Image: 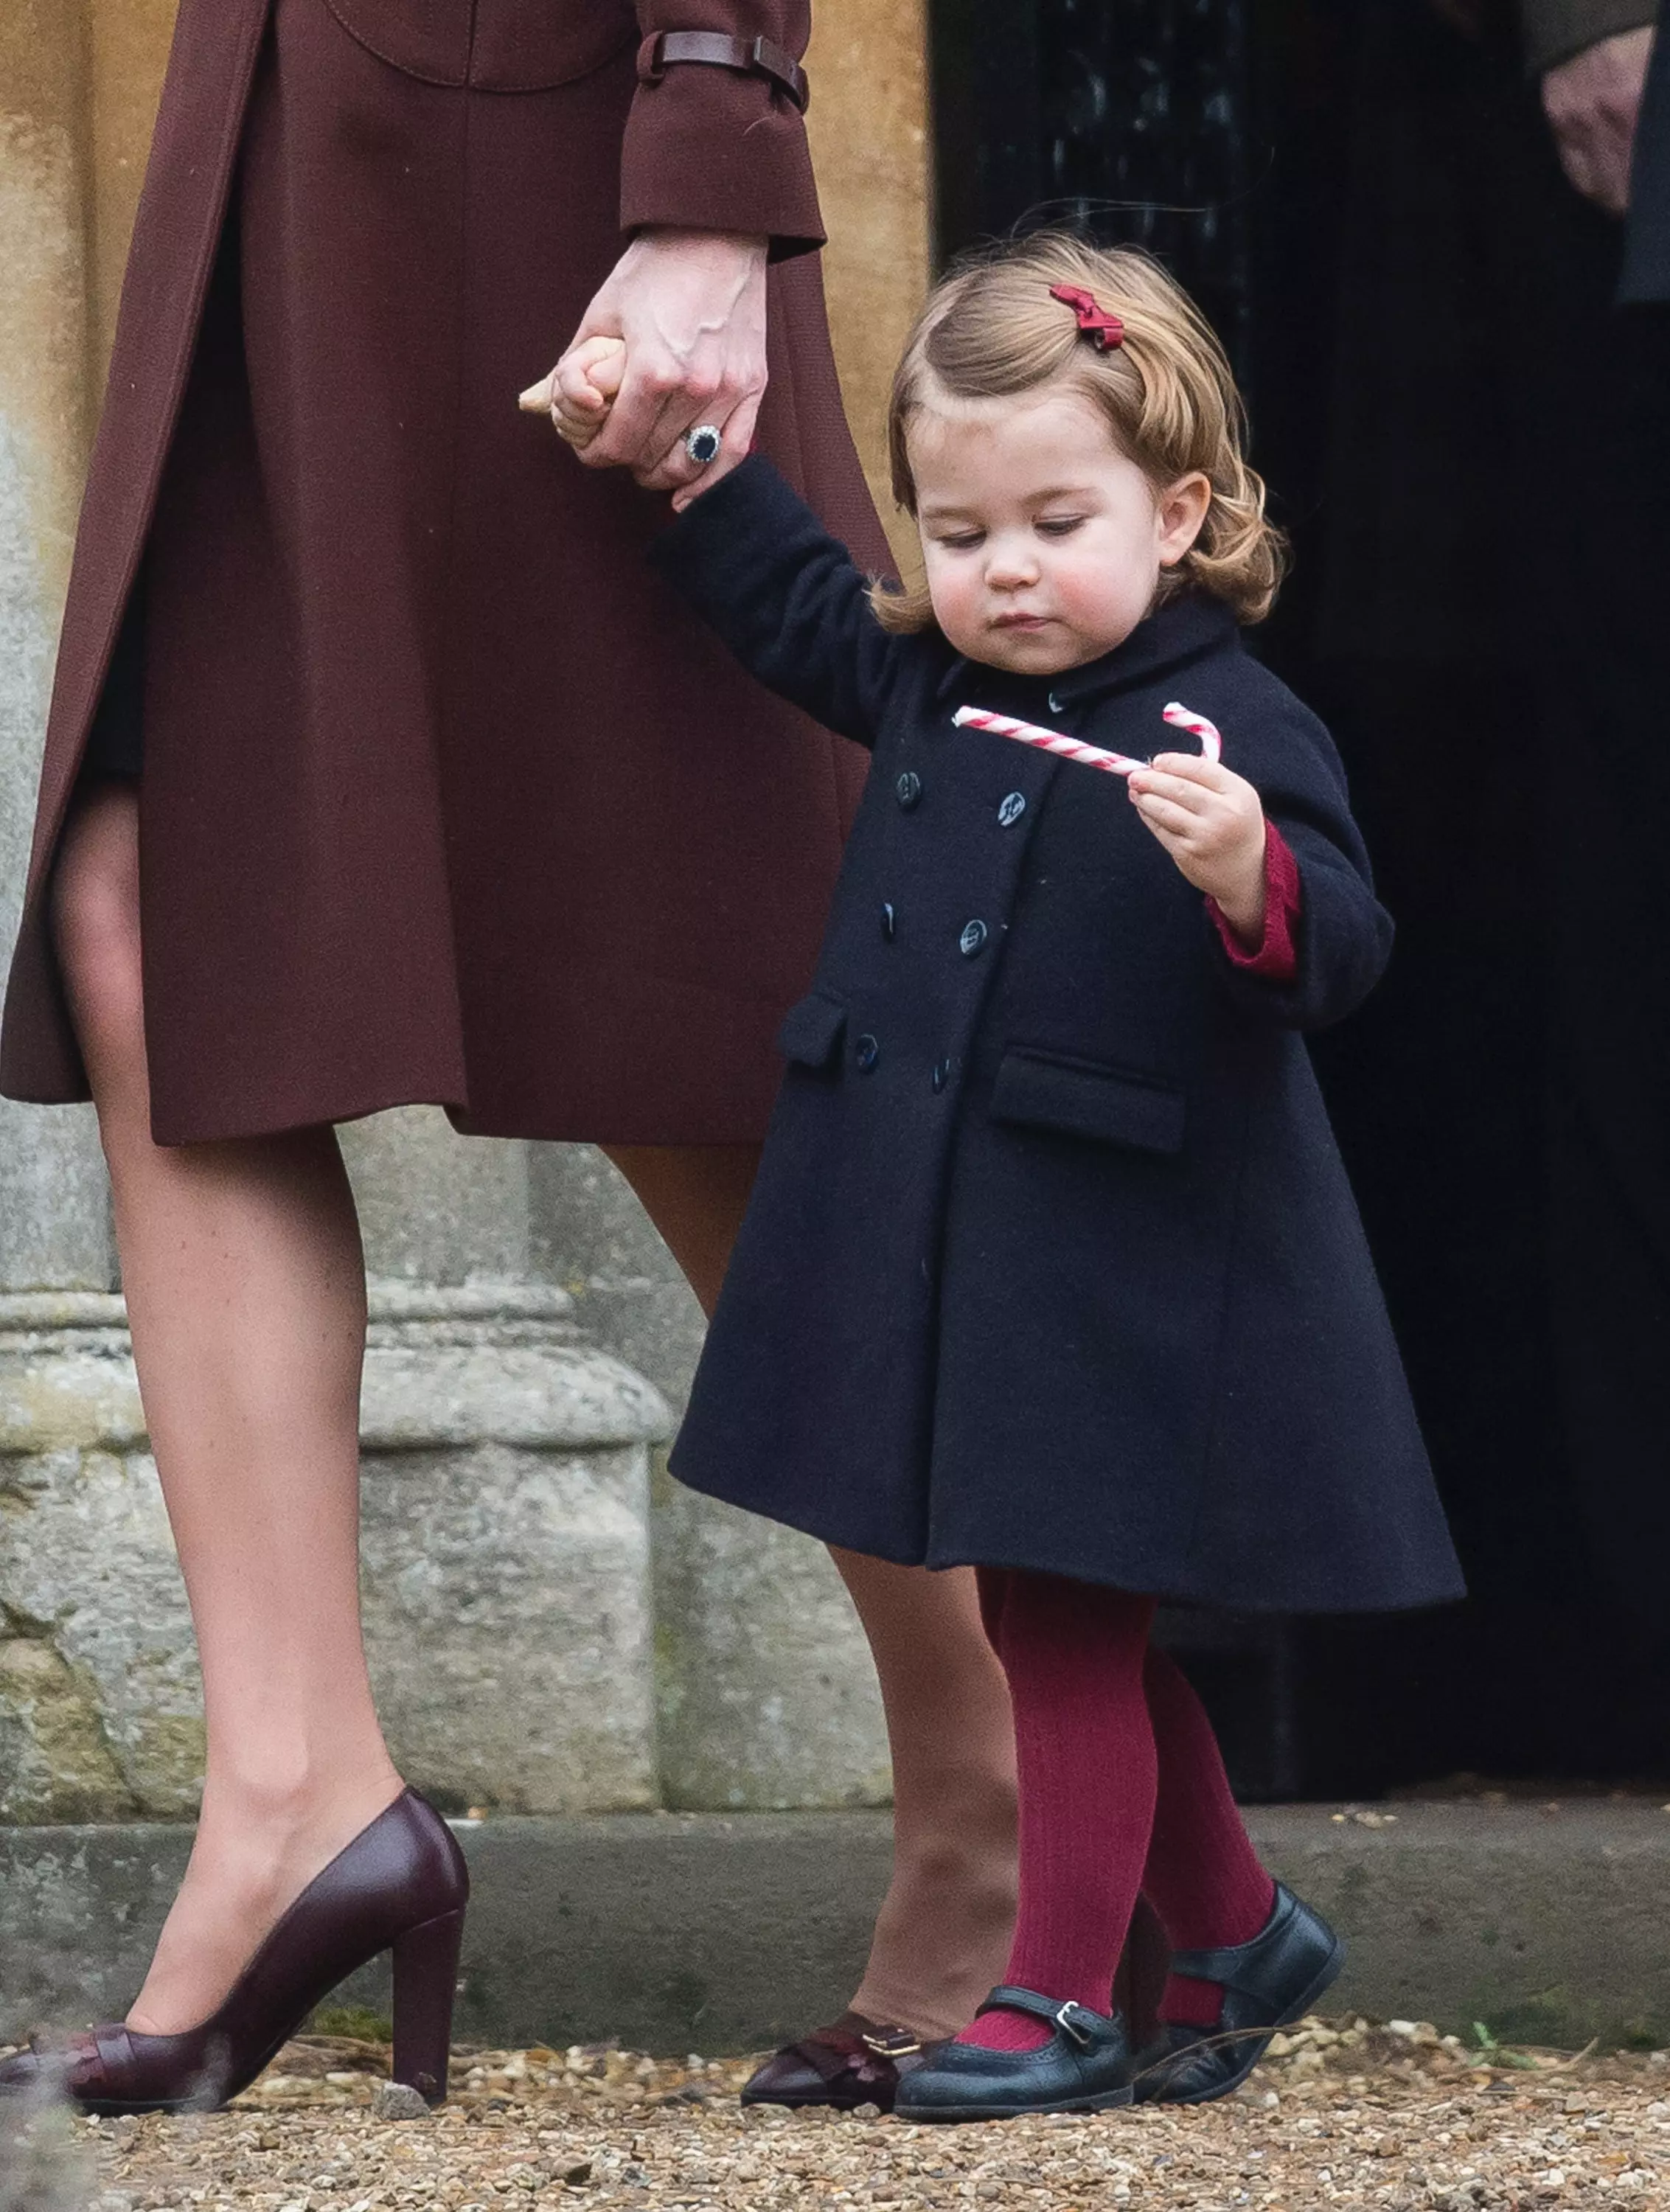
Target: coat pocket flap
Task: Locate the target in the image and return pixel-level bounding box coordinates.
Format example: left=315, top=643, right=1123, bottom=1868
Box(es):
left=321, top=0, right=637, bottom=90
left=991, top=1050, right=1186, bottom=1153
left=470, top=0, right=637, bottom=91
left=776, top=992, right=848, bottom=1068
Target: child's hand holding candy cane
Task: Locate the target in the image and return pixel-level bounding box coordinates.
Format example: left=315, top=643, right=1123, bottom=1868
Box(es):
left=1126, top=753, right=1271, bottom=947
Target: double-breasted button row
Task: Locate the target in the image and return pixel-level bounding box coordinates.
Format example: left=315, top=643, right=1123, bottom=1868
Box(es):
left=877, top=905, right=989, bottom=959
left=894, top=773, right=1023, bottom=824
left=852, top=1032, right=952, bottom=1093
left=872, top=759, right=1014, bottom=1092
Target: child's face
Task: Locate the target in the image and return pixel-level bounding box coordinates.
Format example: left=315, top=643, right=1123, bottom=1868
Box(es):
left=909, top=383, right=1210, bottom=677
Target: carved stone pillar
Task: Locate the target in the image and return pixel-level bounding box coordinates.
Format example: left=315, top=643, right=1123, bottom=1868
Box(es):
left=0, top=1270, right=670, bottom=1822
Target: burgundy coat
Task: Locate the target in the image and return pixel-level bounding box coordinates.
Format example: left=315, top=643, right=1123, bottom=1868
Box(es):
left=0, top=0, right=884, bottom=1145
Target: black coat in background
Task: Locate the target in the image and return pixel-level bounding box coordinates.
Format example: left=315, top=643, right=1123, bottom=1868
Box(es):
left=1623, top=24, right=1670, bottom=303
left=651, top=459, right=1463, bottom=1614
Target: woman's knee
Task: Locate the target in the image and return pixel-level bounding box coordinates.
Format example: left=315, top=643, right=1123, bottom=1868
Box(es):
left=51, top=787, right=147, bottom=1089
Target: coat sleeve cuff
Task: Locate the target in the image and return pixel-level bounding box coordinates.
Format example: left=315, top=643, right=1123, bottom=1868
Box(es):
left=620, top=57, right=825, bottom=257
left=650, top=451, right=798, bottom=577
left=1207, top=823, right=1303, bottom=983
left=1521, top=0, right=1657, bottom=74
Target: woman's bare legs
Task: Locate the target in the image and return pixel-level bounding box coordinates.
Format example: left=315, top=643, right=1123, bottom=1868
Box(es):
left=603, top=1144, right=1020, bottom=2041
left=54, top=785, right=403, bottom=2036
left=824, top=1545, right=1020, bottom=2039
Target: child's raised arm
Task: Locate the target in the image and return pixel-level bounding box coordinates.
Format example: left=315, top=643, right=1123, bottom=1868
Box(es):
left=647, top=455, right=904, bottom=752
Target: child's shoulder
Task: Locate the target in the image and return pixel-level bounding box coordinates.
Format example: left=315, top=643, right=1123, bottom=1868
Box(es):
left=1170, top=624, right=1323, bottom=729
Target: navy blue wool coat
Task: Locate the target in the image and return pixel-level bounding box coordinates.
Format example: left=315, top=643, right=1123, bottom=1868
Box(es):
left=652, top=458, right=1463, bottom=1613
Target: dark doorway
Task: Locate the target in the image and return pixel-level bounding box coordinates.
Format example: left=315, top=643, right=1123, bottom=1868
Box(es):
left=928, top=0, right=1670, bottom=1799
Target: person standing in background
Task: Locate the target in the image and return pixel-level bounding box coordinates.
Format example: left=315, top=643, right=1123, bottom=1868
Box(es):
left=1530, top=0, right=1670, bottom=1649
left=1301, top=0, right=1666, bottom=1784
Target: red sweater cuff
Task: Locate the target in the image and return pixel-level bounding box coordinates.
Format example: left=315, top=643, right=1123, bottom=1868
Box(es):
left=1208, top=824, right=1302, bottom=982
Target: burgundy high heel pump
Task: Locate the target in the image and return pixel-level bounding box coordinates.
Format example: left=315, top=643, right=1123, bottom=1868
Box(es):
left=0, top=1789, right=468, bottom=2115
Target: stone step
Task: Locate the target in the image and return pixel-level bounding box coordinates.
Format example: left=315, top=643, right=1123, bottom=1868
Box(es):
left=5, top=1801, right=1670, bottom=2057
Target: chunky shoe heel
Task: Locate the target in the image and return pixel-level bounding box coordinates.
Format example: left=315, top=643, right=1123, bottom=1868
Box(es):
left=392, top=1907, right=465, bottom=2105
left=0, top=1789, right=470, bottom=2116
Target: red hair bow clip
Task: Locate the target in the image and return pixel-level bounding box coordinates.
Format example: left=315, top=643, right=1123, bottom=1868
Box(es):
left=1050, top=283, right=1125, bottom=351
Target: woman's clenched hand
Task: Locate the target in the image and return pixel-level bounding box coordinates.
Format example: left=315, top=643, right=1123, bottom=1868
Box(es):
left=521, top=228, right=768, bottom=501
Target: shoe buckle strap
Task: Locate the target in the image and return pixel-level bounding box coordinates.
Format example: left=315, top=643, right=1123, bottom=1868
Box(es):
left=979, top=1983, right=1116, bottom=2048
left=91, top=2025, right=133, bottom=2089
left=859, top=2027, right=922, bottom=2058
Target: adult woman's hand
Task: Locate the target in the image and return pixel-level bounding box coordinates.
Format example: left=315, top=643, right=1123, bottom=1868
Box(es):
left=532, top=226, right=768, bottom=495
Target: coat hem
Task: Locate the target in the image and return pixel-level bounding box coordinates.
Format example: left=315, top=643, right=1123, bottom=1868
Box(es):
left=131, top=1083, right=779, bottom=1148
left=918, top=1546, right=1469, bottom=1617
left=667, top=1463, right=1467, bottom=1616
left=0, top=1077, right=779, bottom=1150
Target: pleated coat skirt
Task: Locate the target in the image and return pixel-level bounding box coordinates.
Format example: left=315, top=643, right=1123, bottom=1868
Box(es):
left=0, top=0, right=884, bottom=1144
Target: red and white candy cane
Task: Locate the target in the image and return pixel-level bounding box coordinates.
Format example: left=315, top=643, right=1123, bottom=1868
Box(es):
left=1157, top=701, right=1222, bottom=762
left=951, top=699, right=1222, bottom=776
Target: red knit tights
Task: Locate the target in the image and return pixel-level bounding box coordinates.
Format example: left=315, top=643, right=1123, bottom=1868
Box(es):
left=959, top=1568, right=1276, bottom=2054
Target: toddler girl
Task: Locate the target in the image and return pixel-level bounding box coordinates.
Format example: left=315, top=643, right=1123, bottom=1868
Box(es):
left=552, top=234, right=1462, bottom=2120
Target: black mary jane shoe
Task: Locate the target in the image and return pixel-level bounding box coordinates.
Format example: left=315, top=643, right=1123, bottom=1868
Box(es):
left=893, top=1986, right=1135, bottom=2124
left=1130, top=1883, right=1344, bottom=2107
left=741, top=2014, right=942, bottom=2113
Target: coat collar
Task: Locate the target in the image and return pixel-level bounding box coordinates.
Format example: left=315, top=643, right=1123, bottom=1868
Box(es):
left=930, top=591, right=1241, bottom=714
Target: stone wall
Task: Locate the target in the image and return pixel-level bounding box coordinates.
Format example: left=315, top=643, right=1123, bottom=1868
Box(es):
left=0, top=1282, right=671, bottom=1823
left=0, top=0, right=930, bottom=1823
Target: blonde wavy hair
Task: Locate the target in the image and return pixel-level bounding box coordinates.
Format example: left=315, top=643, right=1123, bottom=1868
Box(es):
left=872, top=234, right=1285, bottom=633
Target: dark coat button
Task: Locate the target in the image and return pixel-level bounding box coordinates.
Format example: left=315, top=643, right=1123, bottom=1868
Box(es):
left=881, top=902, right=896, bottom=941
left=932, top=1059, right=950, bottom=1093
left=998, top=792, right=1026, bottom=828
left=959, top=919, right=989, bottom=958
left=855, top=1033, right=880, bottom=1072
left=1048, top=690, right=1064, bottom=713
left=896, top=771, right=922, bottom=810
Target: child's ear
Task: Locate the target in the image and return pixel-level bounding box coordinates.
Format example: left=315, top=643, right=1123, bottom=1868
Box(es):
left=1157, top=473, right=1212, bottom=567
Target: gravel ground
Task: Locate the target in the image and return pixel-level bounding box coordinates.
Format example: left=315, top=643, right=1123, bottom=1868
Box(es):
left=9, top=2020, right=1670, bottom=2211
